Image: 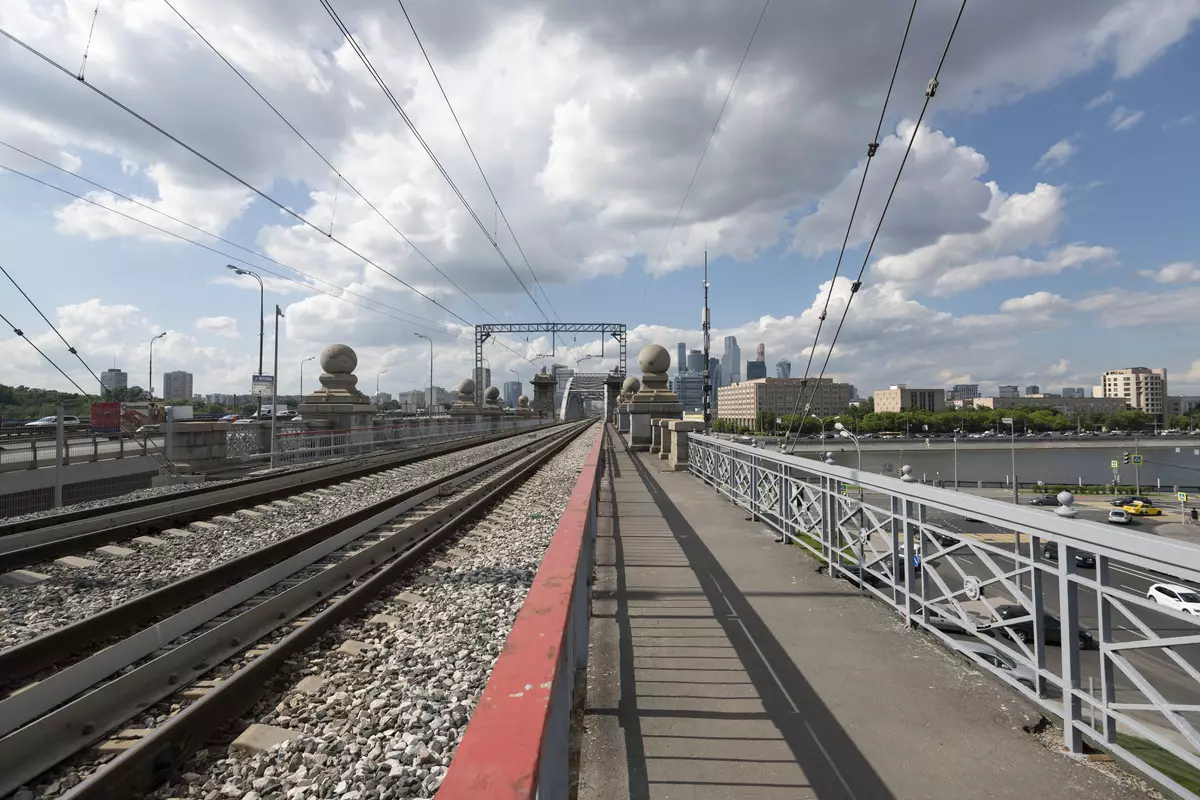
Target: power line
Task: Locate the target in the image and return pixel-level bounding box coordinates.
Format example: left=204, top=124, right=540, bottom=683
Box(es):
left=0, top=262, right=105, bottom=392
left=318, top=0, right=549, bottom=322
left=640, top=0, right=770, bottom=302
left=0, top=310, right=95, bottom=399
left=793, top=0, right=968, bottom=429
left=0, top=25, right=474, bottom=327
left=782, top=0, right=919, bottom=446
left=395, top=0, right=560, bottom=322
left=158, top=0, right=499, bottom=324
left=0, top=158, right=454, bottom=337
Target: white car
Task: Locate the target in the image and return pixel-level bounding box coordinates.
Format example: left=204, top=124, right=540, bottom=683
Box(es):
left=1147, top=583, right=1200, bottom=614
left=1107, top=509, right=1132, bottom=525
left=25, top=415, right=82, bottom=427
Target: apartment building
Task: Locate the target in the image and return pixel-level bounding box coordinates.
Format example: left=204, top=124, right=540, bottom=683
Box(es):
left=717, top=378, right=851, bottom=428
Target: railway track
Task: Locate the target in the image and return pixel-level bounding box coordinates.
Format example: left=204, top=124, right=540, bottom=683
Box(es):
left=0, top=420, right=595, bottom=799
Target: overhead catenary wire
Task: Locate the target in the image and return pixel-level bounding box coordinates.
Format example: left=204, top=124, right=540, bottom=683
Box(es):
left=781, top=0, right=919, bottom=447
left=640, top=0, right=770, bottom=302
left=0, top=262, right=105, bottom=392
left=318, top=0, right=550, bottom=322
left=793, top=0, right=968, bottom=432
left=0, top=25, right=474, bottom=328
left=395, top=0, right=560, bottom=322
left=0, top=310, right=95, bottom=399
left=158, top=0, right=499, bottom=325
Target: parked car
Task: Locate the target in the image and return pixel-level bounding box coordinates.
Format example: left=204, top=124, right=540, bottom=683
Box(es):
left=991, top=604, right=1096, bottom=648
left=921, top=604, right=994, bottom=637
left=25, top=415, right=82, bottom=427
left=134, top=424, right=161, bottom=435
left=218, top=414, right=241, bottom=423
left=957, top=640, right=1037, bottom=689
left=1041, top=542, right=1096, bottom=568
left=1111, top=495, right=1151, bottom=507
left=1147, top=583, right=1200, bottom=614
left=1107, top=509, right=1132, bottom=525
left=1028, top=494, right=1059, bottom=506
left=1123, top=501, right=1162, bottom=517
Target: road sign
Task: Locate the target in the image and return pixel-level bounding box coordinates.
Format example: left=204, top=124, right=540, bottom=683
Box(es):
left=1132, top=454, right=1143, bottom=465
left=1180, top=492, right=1189, bottom=503
left=1110, top=460, right=1118, bottom=469
left=251, top=374, right=274, bottom=397
left=1001, top=417, right=1013, bottom=425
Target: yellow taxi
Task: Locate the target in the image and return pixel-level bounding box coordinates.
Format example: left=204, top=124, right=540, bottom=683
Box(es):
left=1123, top=501, right=1162, bottom=516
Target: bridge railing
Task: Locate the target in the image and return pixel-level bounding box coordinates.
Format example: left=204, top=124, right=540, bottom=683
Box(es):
left=688, top=432, right=1200, bottom=797
left=438, top=425, right=605, bottom=799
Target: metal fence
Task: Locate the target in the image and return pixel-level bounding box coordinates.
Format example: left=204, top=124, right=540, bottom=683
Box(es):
left=688, top=432, right=1200, bottom=798
left=0, top=429, right=161, bottom=474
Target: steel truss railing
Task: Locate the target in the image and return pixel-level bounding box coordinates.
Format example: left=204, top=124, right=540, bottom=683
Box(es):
left=689, top=432, right=1200, bottom=798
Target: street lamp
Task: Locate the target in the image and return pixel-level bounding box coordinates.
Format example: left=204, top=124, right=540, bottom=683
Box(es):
left=376, top=368, right=388, bottom=404
left=414, top=333, right=433, bottom=416
left=148, top=331, right=166, bottom=398
left=299, top=355, right=316, bottom=398
left=1004, top=417, right=1018, bottom=504
left=225, top=265, right=266, bottom=377
left=952, top=428, right=961, bottom=491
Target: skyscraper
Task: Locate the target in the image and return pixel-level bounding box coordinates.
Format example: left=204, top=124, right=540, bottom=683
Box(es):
left=677, top=343, right=687, bottom=373
left=473, top=367, right=492, bottom=393
left=745, top=360, right=767, bottom=380
left=101, top=368, right=128, bottom=393
left=775, top=359, right=791, bottom=379
left=163, top=371, right=193, bottom=401
left=686, top=349, right=705, bottom=374
left=503, top=381, right=522, bottom=407
left=708, top=358, right=721, bottom=410
left=755, top=343, right=765, bottom=362
left=723, top=336, right=740, bottom=385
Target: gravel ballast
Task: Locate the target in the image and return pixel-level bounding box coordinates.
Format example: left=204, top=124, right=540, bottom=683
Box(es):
left=146, top=424, right=599, bottom=800
left=0, top=428, right=566, bottom=651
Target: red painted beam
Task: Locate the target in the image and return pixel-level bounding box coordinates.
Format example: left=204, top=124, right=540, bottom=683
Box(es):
left=438, top=429, right=604, bottom=799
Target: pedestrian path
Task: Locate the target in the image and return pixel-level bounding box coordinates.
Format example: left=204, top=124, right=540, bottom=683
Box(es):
left=576, top=426, right=1150, bottom=800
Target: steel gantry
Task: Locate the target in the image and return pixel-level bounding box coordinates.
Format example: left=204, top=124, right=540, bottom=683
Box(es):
left=473, top=322, right=627, bottom=407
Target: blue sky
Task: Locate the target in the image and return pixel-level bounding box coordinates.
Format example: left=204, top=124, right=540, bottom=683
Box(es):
left=1, top=0, right=1198, bottom=400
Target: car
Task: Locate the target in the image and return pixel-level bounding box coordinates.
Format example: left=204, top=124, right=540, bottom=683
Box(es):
left=1146, top=583, right=1200, bottom=614
left=957, top=641, right=1038, bottom=689
left=1107, top=509, right=1132, bottom=525
left=992, top=604, right=1096, bottom=649
left=921, top=604, right=994, bottom=637
left=1028, top=494, right=1059, bottom=506
left=134, top=424, right=161, bottom=435
left=25, top=415, right=82, bottom=427
left=218, top=414, right=241, bottom=423
left=1041, top=542, right=1096, bottom=568
left=1123, top=501, right=1162, bottom=517
left=1111, top=495, right=1151, bottom=507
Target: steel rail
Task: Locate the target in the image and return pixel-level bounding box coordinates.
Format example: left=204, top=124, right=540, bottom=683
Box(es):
left=0, top=425, right=564, bottom=687
left=0, top=422, right=564, bottom=569
left=55, top=420, right=593, bottom=799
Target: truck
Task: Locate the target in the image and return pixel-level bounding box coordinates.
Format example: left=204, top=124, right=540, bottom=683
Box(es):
left=90, top=402, right=164, bottom=439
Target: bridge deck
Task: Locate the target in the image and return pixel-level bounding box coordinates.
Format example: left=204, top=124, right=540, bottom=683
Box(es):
left=577, top=431, right=1147, bottom=800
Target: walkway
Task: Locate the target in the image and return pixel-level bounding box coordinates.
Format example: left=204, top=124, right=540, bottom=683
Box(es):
left=577, top=428, right=1149, bottom=800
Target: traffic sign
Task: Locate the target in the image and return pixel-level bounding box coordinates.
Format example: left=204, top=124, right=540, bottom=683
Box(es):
left=1180, top=492, right=1189, bottom=503
left=1001, top=417, right=1013, bottom=425
left=1110, top=460, right=1118, bottom=469
left=251, top=374, right=275, bottom=397
left=1132, top=454, right=1143, bottom=465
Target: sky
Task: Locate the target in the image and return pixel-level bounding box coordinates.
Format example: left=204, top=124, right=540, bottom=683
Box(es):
left=1, top=0, right=1198, bottom=401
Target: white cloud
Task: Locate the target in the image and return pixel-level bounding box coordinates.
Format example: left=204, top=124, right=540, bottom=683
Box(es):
left=999, top=291, right=1069, bottom=313
left=1108, top=105, right=1146, bottom=131
left=1084, top=90, right=1114, bottom=109
left=195, top=316, right=240, bottom=339
left=1137, top=261, right=1200, bottom=283
left=1035, top=138, right=1077, bottom=170
left=1048, top=358, right=1071, bottom=376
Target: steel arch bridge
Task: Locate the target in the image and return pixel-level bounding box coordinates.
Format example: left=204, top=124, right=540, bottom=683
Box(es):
left=473, top=322, right=627, bottom=407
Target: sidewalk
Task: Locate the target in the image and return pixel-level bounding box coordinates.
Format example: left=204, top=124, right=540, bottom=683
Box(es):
left=576, top=429, right=1150, bottom=800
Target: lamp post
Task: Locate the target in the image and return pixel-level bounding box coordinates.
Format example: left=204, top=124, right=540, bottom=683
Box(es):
left=299, top=355, right=316, bottom=398
left=376, top=368, right=388, bottom=405
left=414, top=333, right=433, bottom=417
left=148, top=331, right=166, bottom=398
left=225, top=265, right=265, bottom=376
left=953, top=428, right=961, bottom=490
left=270, top=305, right=283, bottom=469
left=1004, top=417, right=1017, bottom=504
left=835, top=422, right=863, bottom=503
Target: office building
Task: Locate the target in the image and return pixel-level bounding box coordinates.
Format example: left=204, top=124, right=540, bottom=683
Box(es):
left=1061, top=387, right=1087, bottom=398
left=686, top=349, right=705, bottom=374
left=848, top=385, right=859, bottom=400
left=101, top=368, right=128, bottom=393
left=723, top=336, right=740, bottom=385
left=873, top=385, right=945, bottom=413
left=677, top=343, right=687, bottom=373
left=503, top=381, right=522, bottom=408
left=1099, top=367, right=1168, bottom=420
left=397, top=389, right=427, bottom=411
left=708, top=358, right=720, bottom=411
left=947, top=384, right=980, bottom=402
left=473, top=367, right=492, bottom=394
left=669, top=372, right=706, bottom=412
left=1167, top=396, right=1200, bottom=416
left=998, top=385, right=1019, bottom=398
left=776, top=360, right=791, bottom=379
left=205, top=393, right=236, bottom=406
left=717, top=378, right=851, bottom=428
left=974, top=396, right=1127, bottom=415
left=162, top=370, right=193, bottom=401
left=745, top=360, right=767, bottom=381
left=372, top=391, right=392, bottom=405
left=1024, top=385, right=1040, bottom=396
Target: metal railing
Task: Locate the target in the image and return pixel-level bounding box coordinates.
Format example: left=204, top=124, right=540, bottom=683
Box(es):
left=0, top=429, right=159, bottom=474
left=688, top=432, right=1200, bottom=798
left=438, top=426, right=605, bottom=799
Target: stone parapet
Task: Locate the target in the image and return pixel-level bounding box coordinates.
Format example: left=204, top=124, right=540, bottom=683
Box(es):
left=667, top=420, right=705, bottom=471
left=167, top=420, right=231, bottom=474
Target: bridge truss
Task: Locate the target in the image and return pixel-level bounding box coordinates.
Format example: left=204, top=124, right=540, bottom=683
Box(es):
left=473, top=322, right=627, bottom=406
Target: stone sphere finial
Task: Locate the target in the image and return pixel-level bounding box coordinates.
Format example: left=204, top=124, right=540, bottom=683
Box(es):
left=518, top=395, right=530, bottom=408
left=320, top=344, right=357, bottom=375
left=621, top=376, right=641, bottom=394
left=900, top=465, right=916, bottom=483
left=485, top=386, right=500, bottom=401
left=1055, top=490, right=1079, bottom=518
left=637, top=344, right=670, bottom=375
left=456, top=377, right=476, bottom=396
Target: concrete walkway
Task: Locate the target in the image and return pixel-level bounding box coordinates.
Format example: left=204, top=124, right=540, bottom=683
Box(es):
left=577, top=429, right=1151, bottom=800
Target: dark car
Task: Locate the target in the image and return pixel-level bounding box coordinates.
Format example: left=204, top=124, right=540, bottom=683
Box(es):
left=992, top=604, right=1095, bottom=648
left=1111, top=495, right=1152, bottom=507
left=1029, top=495, right=1059, bottom=506
left=1041, top=543, right=1096, bottom=568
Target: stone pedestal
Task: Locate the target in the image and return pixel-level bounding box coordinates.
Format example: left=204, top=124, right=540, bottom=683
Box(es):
left=604, top=373, right=624, bottom=422
left=481, top=386, right=504, bottom=429
left=628, top=345, right=683, bottom=451
left=166, top=421, right=230, bottom=473
left=297, top=344, right=377, bottom=433
left=616, top=376, right=639, bottom=433
left=667, top=420, right=705, bottom=471
left=448, top=378, right=481, bottom=424
left=530, top=369, right=556, bottom=421
left=515, top=395, right=535, bottom=422
left=655, top=418, right=672, bottom=458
